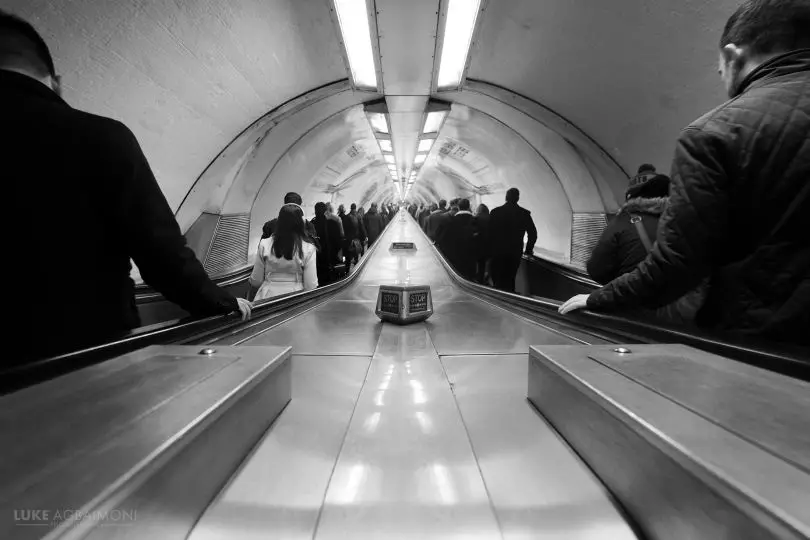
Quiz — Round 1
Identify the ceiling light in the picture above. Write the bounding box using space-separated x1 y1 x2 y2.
422 111 446 133
379 139 393 152
414 154 427 165
437 0 482 88
333 0 378 89
384 154 395 164
369 113 389 133
418 139 434 152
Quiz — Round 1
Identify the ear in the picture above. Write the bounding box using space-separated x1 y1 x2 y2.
721 43 745 65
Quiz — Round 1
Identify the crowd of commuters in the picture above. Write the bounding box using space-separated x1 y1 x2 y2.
561 0 809 347
249 194 396 300
414 188 537 294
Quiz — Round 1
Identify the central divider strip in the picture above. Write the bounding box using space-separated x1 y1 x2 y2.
313 323 503 539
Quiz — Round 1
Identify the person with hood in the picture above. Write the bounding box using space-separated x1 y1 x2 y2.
560 0 810 346
587 165 670 285
364 202 386 246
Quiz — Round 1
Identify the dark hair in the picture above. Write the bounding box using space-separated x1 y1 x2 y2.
271 204 305 260
638 163 656 174
283 192 303 205
438 199 447 209
720 0 810 56
0 11 56 78
350 203 357 211
506 188 520 203
458 198 471 211
314 202 327 216
338 204 346 215
476 203 490 216
630 174 671 200
261 220 274 240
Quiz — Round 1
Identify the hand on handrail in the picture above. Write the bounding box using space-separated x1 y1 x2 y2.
236 298 253 321
558 294 590 315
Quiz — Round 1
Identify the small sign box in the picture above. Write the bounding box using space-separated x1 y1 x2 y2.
375 284 433 324
390 242 416 251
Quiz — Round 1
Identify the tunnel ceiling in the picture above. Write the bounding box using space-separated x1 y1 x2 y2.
5 0 745 270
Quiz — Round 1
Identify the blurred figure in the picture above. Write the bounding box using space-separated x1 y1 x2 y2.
437 198 477 280
561 0 810 346
341 203 363 265
419 204 433 230
474 204 492 284
426 200 450 240
250 204 318 300
326 202 344 238
312 202 343 286
364 202 386 246
1 11 250 363
356 205 368 255
488 188 538 293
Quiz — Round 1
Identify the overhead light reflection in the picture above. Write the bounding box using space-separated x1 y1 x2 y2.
333 0 378 89
410 379 427 404
423 111 446 133
415 411 433 433
431 464 457 505
437 0 482 88
332 463 366 504
363 412 381 432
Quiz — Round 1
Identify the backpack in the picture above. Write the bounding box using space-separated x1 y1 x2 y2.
630 214 707 325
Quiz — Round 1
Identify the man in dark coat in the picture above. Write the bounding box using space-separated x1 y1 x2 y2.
419 204 434 230
587 166 670 285
488 188 538 292
312 202 343 286
363 202 386 246
426 200 450 240
436 198 477 280
1 12 250 364
340 203 363 264
561 0 810 346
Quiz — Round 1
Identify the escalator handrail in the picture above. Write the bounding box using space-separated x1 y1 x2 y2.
420 218 809 380
1 221 393 393
522 253 600 289
135 267 253 303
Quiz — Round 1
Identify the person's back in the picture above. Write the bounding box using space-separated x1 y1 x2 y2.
437 200 477 279
2 13 247 363
426 201 450 240
364 204 385 244
587 168 669 285
488 188 537 292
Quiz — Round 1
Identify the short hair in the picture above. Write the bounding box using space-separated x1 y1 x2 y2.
314 202 327 215
720 0 810 56
638 163 656 174
350 203 357 211
0 11 56 78
283 192 303 205
458 198 471 211
506 188 520 203
438 199 447 209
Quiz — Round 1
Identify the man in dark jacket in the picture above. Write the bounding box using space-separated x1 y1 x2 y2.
436 198 478 280
312 202 343 286
587 166 670 285
340 203 363 264
363 203 386 246
488 188 538 292
1 12 250 364
561 0 810 346
426 200 451 240
419 204 435 230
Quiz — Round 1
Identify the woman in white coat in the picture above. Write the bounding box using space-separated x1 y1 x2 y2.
250 204 318 301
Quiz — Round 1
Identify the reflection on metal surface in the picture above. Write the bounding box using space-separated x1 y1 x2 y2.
613 347 632 354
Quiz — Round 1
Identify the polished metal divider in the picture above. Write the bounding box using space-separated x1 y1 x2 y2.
0 345 292 540
527 343 810 540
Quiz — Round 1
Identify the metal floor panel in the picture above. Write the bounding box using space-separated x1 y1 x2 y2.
442 354 637 540
189 355 371 540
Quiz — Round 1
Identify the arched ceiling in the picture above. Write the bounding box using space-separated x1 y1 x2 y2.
4 0 741 270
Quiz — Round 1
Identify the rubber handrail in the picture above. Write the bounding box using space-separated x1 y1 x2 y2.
421 218 809 380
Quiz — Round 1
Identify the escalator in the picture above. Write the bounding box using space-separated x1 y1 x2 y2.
2 211 807 539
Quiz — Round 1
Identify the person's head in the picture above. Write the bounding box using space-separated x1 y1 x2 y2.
0 11 61 95
350 203 357 212
626 172 671 200
326 202 334 214
430 203 438 211
314 201 327 217
637 163 656 175
338 204 346 215
261 220 274 240
505 188 520 204
370 202 378 210
458 198 471 212
283 192 303 205
476 203 490 217
718 0 810 97
271 204 305 260
438 199 447 209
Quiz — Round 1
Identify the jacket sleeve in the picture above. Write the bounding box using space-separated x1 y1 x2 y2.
115 124 238 316
524 210 538 253
588 127 728 310
586 220 621 285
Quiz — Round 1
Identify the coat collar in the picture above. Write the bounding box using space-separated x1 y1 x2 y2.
455 210 473 217
737 49 810 96
619 196 668 216
0 69 67 106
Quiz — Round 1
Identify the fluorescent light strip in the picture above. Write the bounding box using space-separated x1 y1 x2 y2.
414 154 427 165
437 0 481 88
384 154 395 164
379 139 393 152
334 0 378 88
417 139 434 152
423 111 446 133
370 113 389 133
